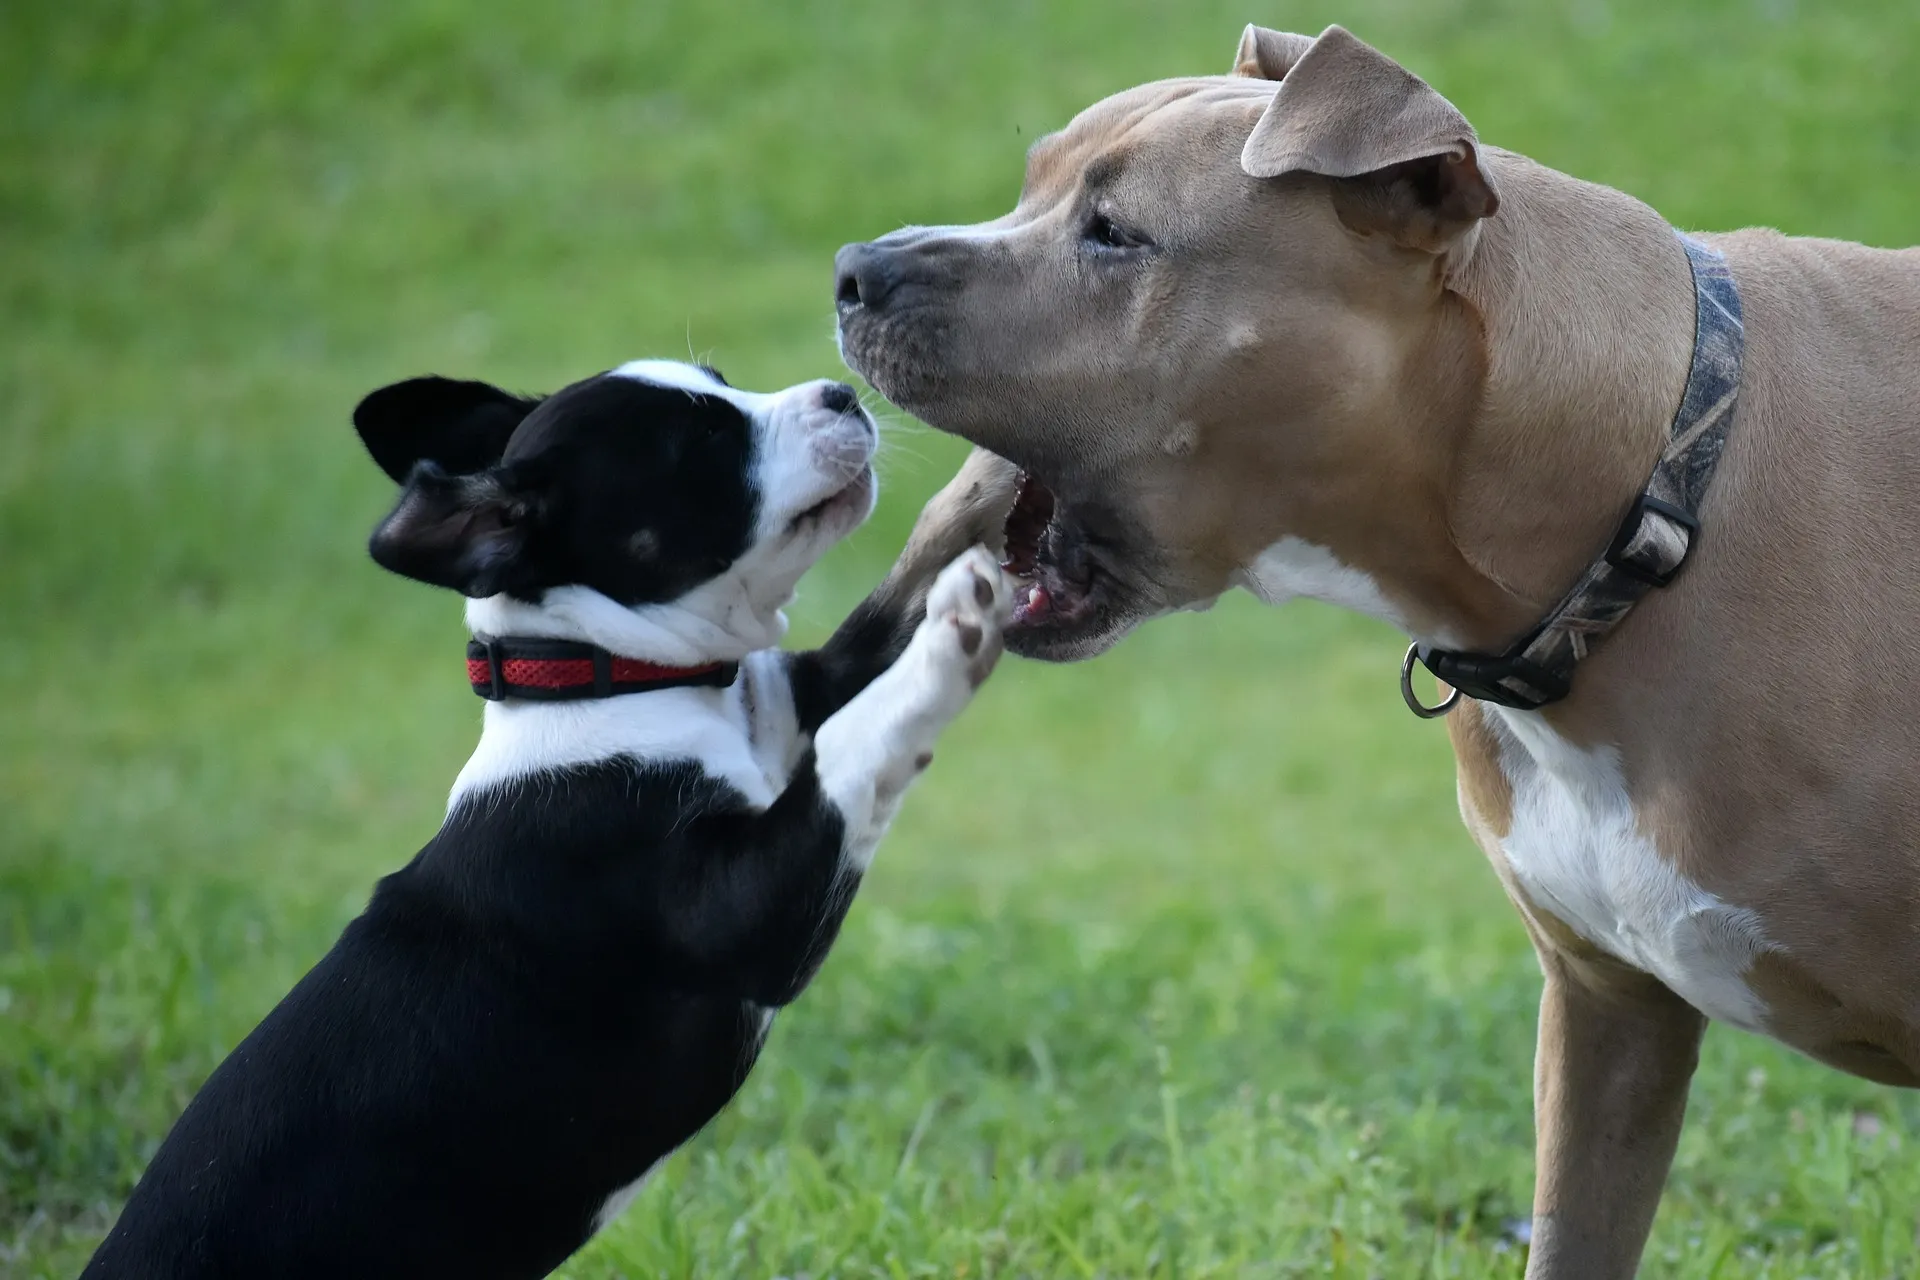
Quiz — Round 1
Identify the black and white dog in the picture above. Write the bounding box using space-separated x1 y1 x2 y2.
81 361 1009 1279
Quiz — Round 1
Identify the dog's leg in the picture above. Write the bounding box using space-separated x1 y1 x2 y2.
884 448 1021 603
1525 954 1705 1280
783 591 919 736
667 549 1009 1003
811 546 1009 870
787 453 1021 732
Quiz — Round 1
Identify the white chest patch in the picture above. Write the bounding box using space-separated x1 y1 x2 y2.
1234 537 1413 632
1483 709 1776 1031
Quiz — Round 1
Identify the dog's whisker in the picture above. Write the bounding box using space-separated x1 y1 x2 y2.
872 436 935 469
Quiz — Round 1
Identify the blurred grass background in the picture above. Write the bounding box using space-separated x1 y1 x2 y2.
4 0 1920 1275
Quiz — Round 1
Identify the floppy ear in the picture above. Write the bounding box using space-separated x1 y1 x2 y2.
1230 25 1314 80
1239 25 1498 252
367 460 538 597
352 376 543 484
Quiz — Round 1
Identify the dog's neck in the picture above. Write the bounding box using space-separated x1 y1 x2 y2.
451 580 787 807
1430 149 1700 649
466 576 792 669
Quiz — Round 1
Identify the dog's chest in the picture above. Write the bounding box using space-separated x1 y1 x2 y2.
1480 710 1775 1031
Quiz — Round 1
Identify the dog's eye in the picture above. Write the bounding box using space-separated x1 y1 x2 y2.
1083 211 1150 252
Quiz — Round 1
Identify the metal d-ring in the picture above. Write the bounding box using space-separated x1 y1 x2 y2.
1400 643 1461 719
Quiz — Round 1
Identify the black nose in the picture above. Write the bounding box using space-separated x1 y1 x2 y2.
820 382 859 414
834 242 899 312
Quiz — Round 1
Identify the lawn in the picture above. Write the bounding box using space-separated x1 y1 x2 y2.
5 0 1920 1275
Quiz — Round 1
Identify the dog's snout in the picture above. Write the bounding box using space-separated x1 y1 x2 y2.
833 255 863 309
834 242 902 312
819 382 859 414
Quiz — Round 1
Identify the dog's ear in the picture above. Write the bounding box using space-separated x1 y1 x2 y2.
1240 25 1498 253
352 376 543 484
1230 25 1315 80
367 460 539 598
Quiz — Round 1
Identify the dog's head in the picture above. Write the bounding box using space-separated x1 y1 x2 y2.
836 25 1501 660
354 361 877 651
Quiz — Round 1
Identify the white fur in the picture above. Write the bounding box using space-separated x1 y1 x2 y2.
1238 535 1776 1029
611 359 747 399
467 585 787 669
813 549 1008 872
449 650 798 809
612 357 871 548
1484 707 1776 1030
427 364 1007 1238
1235 537 1414 632
454 362 882 809
466 365 873 668
591 1160 663 1233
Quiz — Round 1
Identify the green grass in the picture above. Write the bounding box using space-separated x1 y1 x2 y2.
6 0 1920 1275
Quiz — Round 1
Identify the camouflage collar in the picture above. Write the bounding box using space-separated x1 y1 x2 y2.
1403 232 1745 716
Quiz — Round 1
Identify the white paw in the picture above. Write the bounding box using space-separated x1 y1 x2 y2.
811 547 1015 864
919 545 1014 697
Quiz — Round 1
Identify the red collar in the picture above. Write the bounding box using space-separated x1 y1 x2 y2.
466 637 739 702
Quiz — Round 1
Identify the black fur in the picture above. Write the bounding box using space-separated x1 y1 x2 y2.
80 750 871 1280
81 367 926 1279
358 373 762 603
353 376 542 484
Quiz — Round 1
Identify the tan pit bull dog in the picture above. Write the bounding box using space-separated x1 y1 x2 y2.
835 23 1920 1279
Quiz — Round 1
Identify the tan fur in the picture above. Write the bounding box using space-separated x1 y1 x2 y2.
1231 24 1312 81
877 447 1018 620
852 25 1920 1277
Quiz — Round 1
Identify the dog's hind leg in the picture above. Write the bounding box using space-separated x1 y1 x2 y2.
1526 953 1706 1279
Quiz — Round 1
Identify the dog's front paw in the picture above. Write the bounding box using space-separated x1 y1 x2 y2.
813 546 1014 862
920 545 1014 694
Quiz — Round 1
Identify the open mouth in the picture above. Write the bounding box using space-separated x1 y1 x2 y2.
1000 470 1104 632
